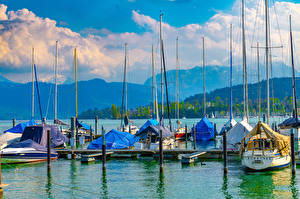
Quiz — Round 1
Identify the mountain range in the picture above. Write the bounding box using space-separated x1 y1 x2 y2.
144 63 298 99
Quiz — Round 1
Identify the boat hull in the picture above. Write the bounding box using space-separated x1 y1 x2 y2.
196 132 214 141
2 151 58 164
242 153 290 170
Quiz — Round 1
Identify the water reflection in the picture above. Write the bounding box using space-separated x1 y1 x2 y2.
222 174 232 199
101 170 108 199
46 172 53 199
239 168 298 198
157 172 165 199
70 160 78 198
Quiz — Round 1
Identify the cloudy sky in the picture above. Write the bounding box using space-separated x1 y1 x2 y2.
0 0 300 84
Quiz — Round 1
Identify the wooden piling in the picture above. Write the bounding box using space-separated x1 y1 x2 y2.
159 129 164 172
193 124 196 150
185 125 188 149
223 129 228 174
0 151 2 197
43 117 46 124
214 123 217 139
102 125 106 171
95 116 98 135
291 128 296 174
47 129 51 174
90 125 93 142
12 118 16 127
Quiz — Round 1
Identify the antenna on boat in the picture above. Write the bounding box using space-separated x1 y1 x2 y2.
32 47 35 119
54 41 58 121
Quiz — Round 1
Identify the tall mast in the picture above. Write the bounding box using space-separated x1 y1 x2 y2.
74 48 78 118
230 25 233 121
160 14 164 119
257 42 261 121
125 44 128 116
290 15 298 124
176 37 180 127
203 37 206 117
120 43 127 128
242 0 249 122
32 47 35 119
265 0 270 125
152 45 159 121
54 41 58 120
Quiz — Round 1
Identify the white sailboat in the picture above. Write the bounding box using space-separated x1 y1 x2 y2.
241 0 290 170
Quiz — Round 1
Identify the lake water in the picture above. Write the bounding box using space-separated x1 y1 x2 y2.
1 117 300 199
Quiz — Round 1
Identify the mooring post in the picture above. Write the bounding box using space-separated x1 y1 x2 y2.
223 129 228 174
214 123 217 139
0 150 2 197
102 125 106 171
185 124 188 149
47 129 51 174
90 125 93 142
70 117 76 159
43 117 46 124
159 129 164 173
95 116 98 135
291 128 296 174
129 125 131 134
193 124 196 150
12 118 16 127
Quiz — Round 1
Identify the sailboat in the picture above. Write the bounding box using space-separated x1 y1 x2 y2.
174 37 187 140
241 0 291 170
193 37 215 141
120 43 139 135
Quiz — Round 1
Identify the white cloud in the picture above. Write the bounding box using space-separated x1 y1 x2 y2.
0 1 299 84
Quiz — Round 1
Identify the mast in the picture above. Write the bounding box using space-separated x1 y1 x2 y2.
160 14 172 131
265 0 270 125
160 14 164 120
32 47 35 119
257 42 261 121
54 41 58 121
176 37 180 128
152 45 159 121
74 48 77 118
203 37 206 117
290 15 298 124
242 0 249 122
230 25 233 121
120 43 128 128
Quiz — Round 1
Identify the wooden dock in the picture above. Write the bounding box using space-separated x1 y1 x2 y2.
81 152 113 163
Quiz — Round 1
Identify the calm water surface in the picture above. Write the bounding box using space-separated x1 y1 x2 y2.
1 117 299 199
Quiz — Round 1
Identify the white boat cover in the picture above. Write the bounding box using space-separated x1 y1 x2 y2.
0 132 22 150
227 119 252 149
220 118 237 134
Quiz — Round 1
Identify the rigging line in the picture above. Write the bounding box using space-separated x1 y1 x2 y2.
250 0 263 47
34 64 43 123
45 84 53 119
272 0 284 47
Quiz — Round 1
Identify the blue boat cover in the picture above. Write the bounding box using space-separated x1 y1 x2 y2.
4 119 37 134
20 124 69 148
87 129 138 149
135 124 173 139
76 119 91 131
137 119 159 134
6 139 56 153
192 116 215 141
